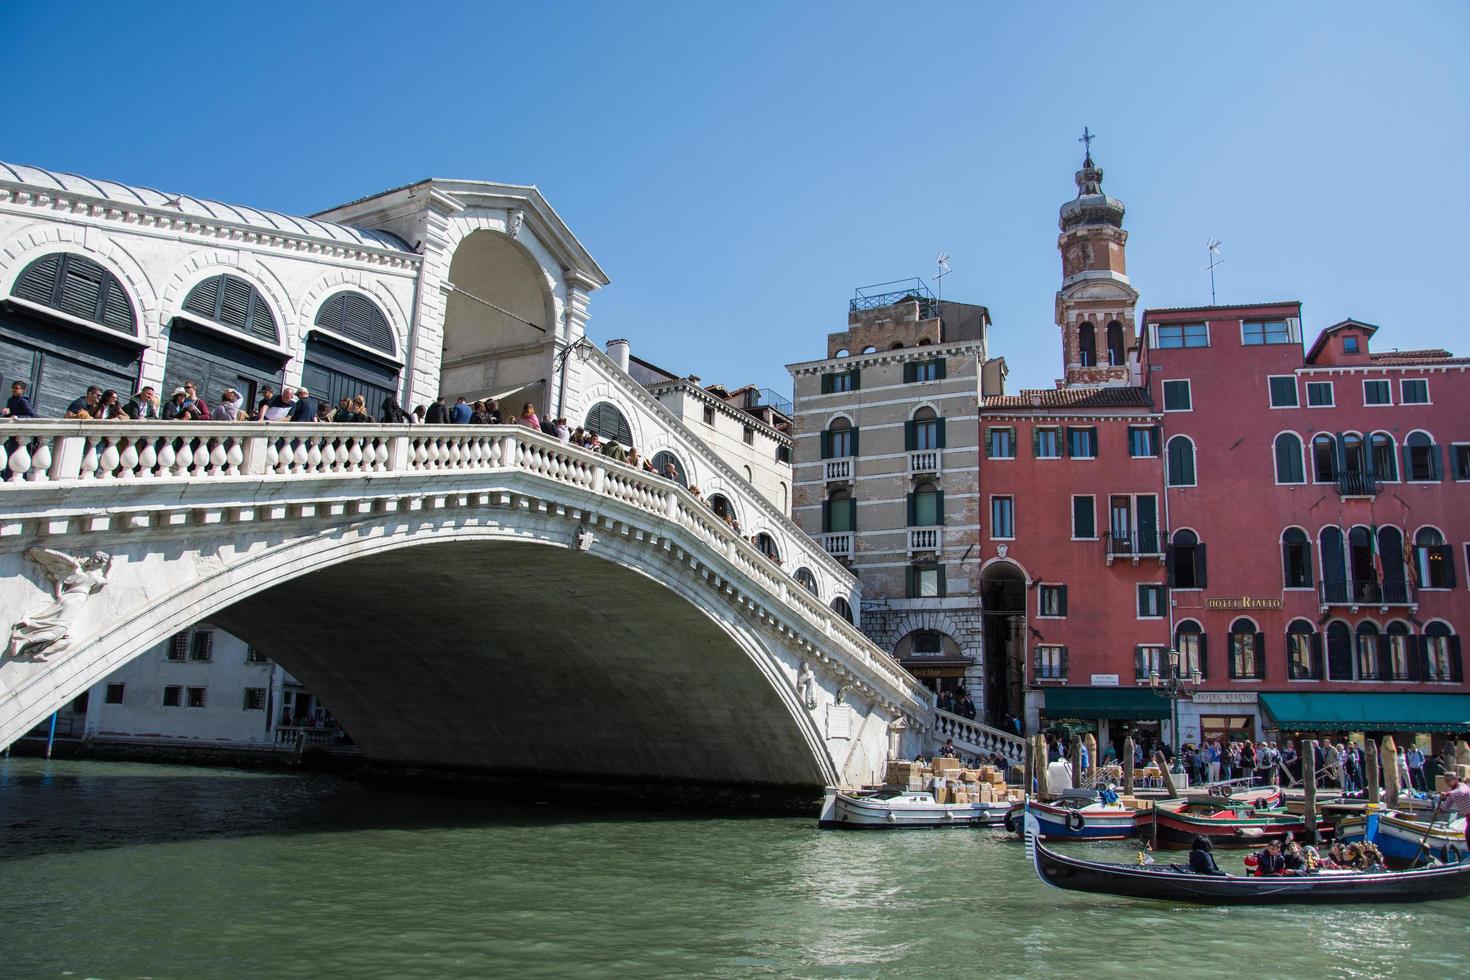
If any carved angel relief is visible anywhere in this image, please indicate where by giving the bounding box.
[797,660,817,710]
[5,548,112,661]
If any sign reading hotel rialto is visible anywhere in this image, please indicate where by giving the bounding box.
[1205,596,1284,610]
[1191,692,1259,704]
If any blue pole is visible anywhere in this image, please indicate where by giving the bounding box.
[45,711,58,759]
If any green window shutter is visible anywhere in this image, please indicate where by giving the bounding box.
[906,493,917,527]
[903,362,916,383]
[821,501,832,534]
[1433,445,1445,481]
[819,431,831,460]
[850,369,861,391]
[1063,425,1074,458]
[1058,585,1068,616]
[1196,543,1208,588]
[1134,646,1146,680]
[936,358,947,380]
[820,374,833,394]
[906,566,917,599]
[904,420,916,451]
[847,497,858,532]
[1198,634,1209,679]
[1254,633,1267,679]
[1032,428,1041,457]
[936,418,947,448]
[849,428,860,457]
[935,490,945,523]
[937,565,947,597]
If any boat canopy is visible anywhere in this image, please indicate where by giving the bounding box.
[1041,687,1169,720]
[1260,692,1470,734]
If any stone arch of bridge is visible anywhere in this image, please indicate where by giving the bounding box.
[0,516,842,789]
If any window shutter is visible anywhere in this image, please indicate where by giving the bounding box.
[1335,433,1349,476]
[1134,646,1146,680]
[1432,444,1445,481]
[1254,633,1266,679]
[935,358,947,380]
[1377,638,1393,682]
[903,362,916,383]
[1404,637,1420,681]
[1401,444,1413,480]
[935,490,945,524]
[906,493,917,527]
[1444,547,1458,588]
[1057,585,1068,616]
[1198,633,1209,679]
[1450,637,1463,683]
[1409,547,1423,588]
[936,418,947,448]
[1417,635,1432,681]
[1034,646,1043,676]
[13,253,62,305]
[1309,633,1323,679]
[1281,540,1292,589]
[904,420,916,451]
[847,497,858,532]
[1032,428,1041,457]
[1196,543,1208,587]
[58,255,104,321]
[1151,425,1161,454]
[850,369,861,391]
[849,428,860,457]
[905,566,917,599]
[821,500,832,534]
[820,374,833,395]
[819,431,831,460]
[1165,545,1177,587]
[937,565,947,597]
[1063,425,1073,458]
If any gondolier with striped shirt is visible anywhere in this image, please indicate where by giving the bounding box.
[1435,771,1470,848]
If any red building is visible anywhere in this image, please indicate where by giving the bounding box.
[977,150,1470,751]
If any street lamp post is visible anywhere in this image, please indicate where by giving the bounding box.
[1148,648,1202,773]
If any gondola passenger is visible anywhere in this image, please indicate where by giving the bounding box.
[1188,835,1226,876]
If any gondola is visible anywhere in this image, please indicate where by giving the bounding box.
[1024,820,1470,905]
[1150,801,1333,849]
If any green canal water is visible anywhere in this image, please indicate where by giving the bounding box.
[1,758,1466,979]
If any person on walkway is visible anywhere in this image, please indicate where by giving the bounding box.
[519,402,541,429]
[261,388,295,421]
[162,387,200,420]
[425,396,450,424]
[381,397,413,424]
[1188,835,1226,875]
[210,388,244,421]
[1408,744,1427,792]
[122,386,159,420]
[4,380,37,418]
[288,386,320,422]
[180,381,210,420]
[65,385,102,418]
[449,396,473,424]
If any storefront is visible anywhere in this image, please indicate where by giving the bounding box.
[1040,687,1170,753]
[1178,691,1260,747]
[905,662,971,695]
[1259,692,1470,739]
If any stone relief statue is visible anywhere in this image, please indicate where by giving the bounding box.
[507,208,525,241]
[5,548,112,661]
[797,660,817,710]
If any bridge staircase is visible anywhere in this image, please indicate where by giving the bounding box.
[932,709,1026,766]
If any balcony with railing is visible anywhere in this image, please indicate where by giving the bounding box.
[821,532,853,560]
[1319,578,1415,609]
[1104,529,1166,565]
[908,527,942,554]
[908,449,941,474]
[1337,472,1379,497]
[824,458,852,482]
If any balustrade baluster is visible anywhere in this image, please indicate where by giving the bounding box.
[225,440,244,475]
[116,439,139,479]
[99,439,121,479]
[137,439,158,478]
[27,439,52,482]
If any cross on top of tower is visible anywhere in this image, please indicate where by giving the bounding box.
[1078,127,1096,166]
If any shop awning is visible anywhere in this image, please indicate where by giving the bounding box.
[1041,687,1170,720]
[1260,693,1470,734]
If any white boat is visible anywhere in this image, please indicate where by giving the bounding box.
[818,787,1012,829]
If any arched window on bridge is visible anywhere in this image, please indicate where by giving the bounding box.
[12,252,138,334]
[709,494,737,526]
[755,532,780,563]
[586,401,632,446]
[314,292,395,354]
[651,450,686,486]
[182,273,279,343]
[794,567,819,596]
[830,596,853,623]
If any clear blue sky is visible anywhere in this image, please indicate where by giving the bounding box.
[7,2,1467,394]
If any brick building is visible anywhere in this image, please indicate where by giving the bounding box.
[979,151,1470,750]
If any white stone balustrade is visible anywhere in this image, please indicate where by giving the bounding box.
[934,708,1026,765]
[908,527,941,553]
[823,459,851,481]
[908,449,940,474]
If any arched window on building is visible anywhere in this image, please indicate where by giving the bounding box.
[1166,436,1196,487]
[1370,432,1398,481]
[1325,621,1353,680]
[1286,619,1319,679]
[650,450,686,486]
[822,417,856,459]
[794,567,819,596]
[1348,525,1377,601]
[1167,529,1205,589]
[585,401,633,446]
[1282,528,1312,588]
[1312,434,1338,482]
[1106,321,1125,366]
[709,494,737,527]
[1319,526,1347,602]
[182,274,279,343]
[1341,433,1367,475]
[823,486,855,534]
[1175,620,1205,678]
[1274,433,1304,484]
[755,532,780,563]
[1355,621,1382,680]
[1229,617,1264,679]
[11,252,137,334]
[830,596,853,623]
[1415,528,1455,589]
[1378,526,1409,602]
[1386,621,1415,680]
[1405,431,1442,481]
[314,292,394,354]
[909,481,942,527]
[1424,622,1462,683]
[907,406,943,451]
[1078,322,1096,367]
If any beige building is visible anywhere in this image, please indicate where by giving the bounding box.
[788,282,1002,693]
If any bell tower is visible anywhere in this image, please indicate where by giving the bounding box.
[1054,133,1139,388]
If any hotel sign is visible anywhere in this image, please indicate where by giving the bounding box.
[1192,692,1258,704]
[1205,596,1283,610]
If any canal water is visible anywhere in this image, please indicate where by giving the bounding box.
[1,758,1465,979]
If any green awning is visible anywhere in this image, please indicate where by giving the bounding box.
[1260,693,1470,734]
[1041,687,1170,720]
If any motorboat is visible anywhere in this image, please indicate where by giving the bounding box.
[1004,797,1139,840]
[818,787,1011,829]
[1149,799,1333,848]
[1337,811,1468,866]
[1023,817,1470,904]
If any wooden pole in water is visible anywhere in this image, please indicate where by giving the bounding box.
[1023,733,1034,796]
[1365,738,1381,807]
[1456,739,1470,770]
[1033,735,1049,798]
[1123,737,1136,798]
[1381,735,1400,808]
[1069,739,1083,792]
[1154,750,1179,798]
[1302,738,1319,844]
[1084,733,1099,783]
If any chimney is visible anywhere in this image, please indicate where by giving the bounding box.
[606,338,630,373]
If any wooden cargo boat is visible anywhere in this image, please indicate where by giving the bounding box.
[1149,802,1333,849]
[1004,798,1139,840]
[1337,811,1468,866]
[818,788,1011,829]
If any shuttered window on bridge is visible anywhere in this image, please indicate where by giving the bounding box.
[586,401,633,445]
[314,292,395,355]
[12,253,137,334]
[182,274,278,344]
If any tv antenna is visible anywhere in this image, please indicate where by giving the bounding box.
[1203,239,1224,305]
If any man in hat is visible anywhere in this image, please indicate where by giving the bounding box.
[1435,771,1470,848]
[288,386,319,422]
